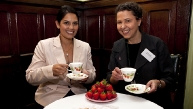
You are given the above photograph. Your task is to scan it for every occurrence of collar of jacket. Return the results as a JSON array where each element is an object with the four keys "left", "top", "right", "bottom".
[{"left": 113, "top": 32, "right": 156, "bottom": 69}]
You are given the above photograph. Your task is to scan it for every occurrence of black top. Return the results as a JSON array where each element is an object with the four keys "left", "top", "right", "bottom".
[{"left": 126, "top": 42, "right": 141, "bottom": 67}]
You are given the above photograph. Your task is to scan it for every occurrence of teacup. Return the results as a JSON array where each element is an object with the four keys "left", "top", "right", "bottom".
[
  {"left": 69, "top": 62, "right": 83, "bottom": 75},
  {"left": 121, "top": 67, "right": 136, "bottom": 82}
]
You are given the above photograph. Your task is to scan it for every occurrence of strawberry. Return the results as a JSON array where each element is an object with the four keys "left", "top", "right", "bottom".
[
  {"left": 106, "top": 83, "right": 113, "bottom": 91},
  {"left": 100, "top": 79, "right": 107, "bottom": 88},
  {"left": 91, "top": 85, "right": 97, "bottom": 93},
  {"left": 95, "top": 81, "right": 100, "bottom": 88},
  {"left": 112, "top": 90, "right": 117, "bottom": 98},
  {"left": 97, "top": 87, "right": 104, "bottom": 94},
  {"left": 91, "top": 84, "right": 96, "bottom": 88},
  {"left": 106, "top": 91, "right": 112, "bottom": 100},
  {"left": 86, "top": 90, "right": 93, "bottom": 98},
  {"left": 100, "top": 91, "right": 107, "bottom": 100},
  {"left": 93, "top": 91, "right": 99, "bottom": 100}
]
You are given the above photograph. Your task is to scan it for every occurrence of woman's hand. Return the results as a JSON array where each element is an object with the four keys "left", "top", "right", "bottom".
[
  {"left": 110, "top": 67, "right": 123, "bottom": 84},
  {"left": 146, "top": 79, "right": 160, "bottom": 93},
  {"left": 52, "top": 64, "right": 69, "bottom": 76}
]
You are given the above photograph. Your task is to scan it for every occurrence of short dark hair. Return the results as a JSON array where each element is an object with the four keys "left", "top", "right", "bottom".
[
  {"left": 56, "top": 5, "right": 79, "bottom": 23},
  {"left": 115, "top": 2, "right": 142, "bottom": 20}
]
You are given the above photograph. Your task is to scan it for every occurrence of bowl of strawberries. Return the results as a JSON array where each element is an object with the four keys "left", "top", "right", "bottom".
[{"left": 85, "top": 79, "right": 117, "bottom": 102}]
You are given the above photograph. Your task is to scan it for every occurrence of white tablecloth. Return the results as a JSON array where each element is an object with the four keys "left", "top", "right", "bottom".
[{"left": 44, "top": 93, "right": 163, "bottom": 109}]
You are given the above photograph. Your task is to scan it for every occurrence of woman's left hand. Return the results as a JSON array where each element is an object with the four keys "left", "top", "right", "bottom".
[{"left": 146, "top": 79, "right": 160, "bottom": 93}]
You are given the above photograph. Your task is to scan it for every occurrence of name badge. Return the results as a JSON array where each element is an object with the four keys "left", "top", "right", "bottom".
[{"left": 141, "top": 48, "right": 155, "bottom": 62}]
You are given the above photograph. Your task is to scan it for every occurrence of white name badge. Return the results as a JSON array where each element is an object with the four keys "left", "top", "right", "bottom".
[{"left": 141, "top": 48, "right": 156, "bottom": 62}]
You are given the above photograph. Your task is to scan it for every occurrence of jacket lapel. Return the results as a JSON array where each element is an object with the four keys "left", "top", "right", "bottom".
[
  {"left": 73, "top": 38, "right": 81, "bottom": 62},
  {"left": 114, "top": 39, "right": 128, "bottom": 68},
  {"left": 53, "top": 36, "right": 67, "bottom": 64},
  {"left": 135, "top": 33, "right": 155, "bottom": 69}
]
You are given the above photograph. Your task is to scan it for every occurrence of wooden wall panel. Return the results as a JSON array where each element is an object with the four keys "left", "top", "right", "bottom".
[
  {"left": 103, "top": 14, "right": 123, "bottom": 76},
  {"left": 0, "top": 11, "right": 12, "bottom": 56},
  {"left": 149, "top": 11, "right": 170, "bottom": 43},
  {"left": 0, "top": 10, "right": 18, "bottom": 108},
  {"left": 76, "top": 11, "right": 84, "bottom": 40},
  {"left": 103, "top": 14, "right": 122, "bottom": 49},
  {"left": 17, "top": 13, "right": 41, "bottom": 54},
  {"left": 85, "top": 15, "right": 101, "bottom": 80},
  {"left": 140, "top": 1, "right": 176, "bottom": 53},
  {"left": 0, "top": 3, "right": 60, "bottom": 108},
  {"left": 44, "top": 14, "right": 59, "bottom": 39},
  {"left": 85, "top": 15, "right": 100, "bottom": 48},
  {"left": 175, "top": 0, "right": 191, "bottom": 54}
]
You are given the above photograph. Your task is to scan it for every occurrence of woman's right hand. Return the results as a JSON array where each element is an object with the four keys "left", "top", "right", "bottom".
[
  {"left": 110, "top": 67, "right": 123, "bottom": 84},
  {"left": 52, "top": 64, "right": 69, "bottom": 76}
]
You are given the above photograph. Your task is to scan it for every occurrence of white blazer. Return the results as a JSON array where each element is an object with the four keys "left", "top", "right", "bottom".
[{"left": 26, "top": 35, "right": 96, "bottom": 107}]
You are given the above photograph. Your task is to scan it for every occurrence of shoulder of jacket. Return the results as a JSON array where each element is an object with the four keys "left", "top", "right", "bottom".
[
  {"left": 114, "top": 38, "right": 125, "bottom": 45},
  {"left": 74, "top": 38, "right": 89, "bottom": 46}
]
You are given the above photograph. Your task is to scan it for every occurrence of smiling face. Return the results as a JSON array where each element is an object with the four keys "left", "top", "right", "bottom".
[
  {"left": 56, "top": 13, "right": 78, "bottom": 39},
  {"left": 116, "top": 10, "right": 141, "bottom": 42}
]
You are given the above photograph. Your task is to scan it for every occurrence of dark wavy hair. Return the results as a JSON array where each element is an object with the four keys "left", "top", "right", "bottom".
[
  {"left": 115, "top": 2, "right": 142, "bottom": 20},
  {"left": 56, "top": 5, "right": 79, "bottom": 23}
]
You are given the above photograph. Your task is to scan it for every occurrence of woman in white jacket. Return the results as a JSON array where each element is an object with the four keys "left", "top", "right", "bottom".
[{"left": 26, "top": 5, "right": 96, "bottom": 108}]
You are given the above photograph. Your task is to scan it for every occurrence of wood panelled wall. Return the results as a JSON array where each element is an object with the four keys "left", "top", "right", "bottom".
[
  {"left": 0, "top": 0, "right": 191, "bottom": 109},
  {"left": 0, "top": 3, "right": 59, "bottom": 108}
]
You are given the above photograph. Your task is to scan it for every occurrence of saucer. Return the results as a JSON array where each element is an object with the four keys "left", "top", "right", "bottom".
[
  {"left": 66, "top": 73, "right": 88, "bottom": 80},
  {"left": 125, "top": 84, "right": 150, "bottom": 94}
]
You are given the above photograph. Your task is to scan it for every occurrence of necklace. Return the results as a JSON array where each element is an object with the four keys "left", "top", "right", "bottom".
[
  {"left": 63, "top": 44, "right": 73, "bottom": 57},
  {"left": 64, "top": 48, "right": 71, "bottom": 57}
]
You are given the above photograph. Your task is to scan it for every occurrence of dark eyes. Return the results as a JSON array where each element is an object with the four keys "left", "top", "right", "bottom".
[
  {"left": 117, "top": 19, "right": 130, "bottom": 24},
  {"left": 73, "top": 22, "right": 78, "bottom": 25},
  {"left": 117, "top": 21, "right": 121, "bottom": 24},
  {"left": 125, "top": 19, "right": 130, "bottom": 22},
  {"left": 63, "top": 21, "right": 78, "bottom": 26},
  {"left": 64, "top": 21, "right": 69, "bottom": 25}
]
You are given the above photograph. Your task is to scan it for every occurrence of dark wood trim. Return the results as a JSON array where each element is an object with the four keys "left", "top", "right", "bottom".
[{"left": 2, "top": 0, "right": 81, "bottom": 7}]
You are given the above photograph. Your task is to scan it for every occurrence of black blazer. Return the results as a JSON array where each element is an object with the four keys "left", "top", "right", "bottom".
[{"left": 106, "top": 33, "right": 175, "bottom": 109}]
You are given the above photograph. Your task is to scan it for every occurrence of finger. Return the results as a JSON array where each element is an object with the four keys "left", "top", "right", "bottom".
[
  {"left": 59, "top": 64, "right": 68, "bottom": 70},
  {"left": 112, "top": 71, "right": 117, "bottom": 78},
  {"left": 112, "top": 73, "right": 121, "bottom": 80},
  {"left": 115, "top": 67, "right": 121, "bottom": 74},
  {"left": 58, "top": 69, "right": 63, "bottom": 75},
  {"left": 82, "top": 69, "right": 89, "bottom": 75},
  {"left": 58, "top": 65, "right": 68, "bottom": 73},
  {"left": 147, "top": 86, "right": 157, "bottom": 93},
  {"left": 146, "top": 81, "right": 152, "bottom": 87}
]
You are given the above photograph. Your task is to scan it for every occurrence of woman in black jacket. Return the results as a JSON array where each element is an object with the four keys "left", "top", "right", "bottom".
[{"left": 106, "top": 2, "right": 175, "bottom": 109}]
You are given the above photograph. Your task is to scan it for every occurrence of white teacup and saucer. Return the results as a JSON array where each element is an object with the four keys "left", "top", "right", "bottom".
[{"left": 66, "top": 62, "right": 88, "bottom": 80}]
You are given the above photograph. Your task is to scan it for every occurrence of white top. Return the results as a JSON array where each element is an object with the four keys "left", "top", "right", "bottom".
[{"left": 44, "top": 93, "right": 163, "bottom": 109}]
